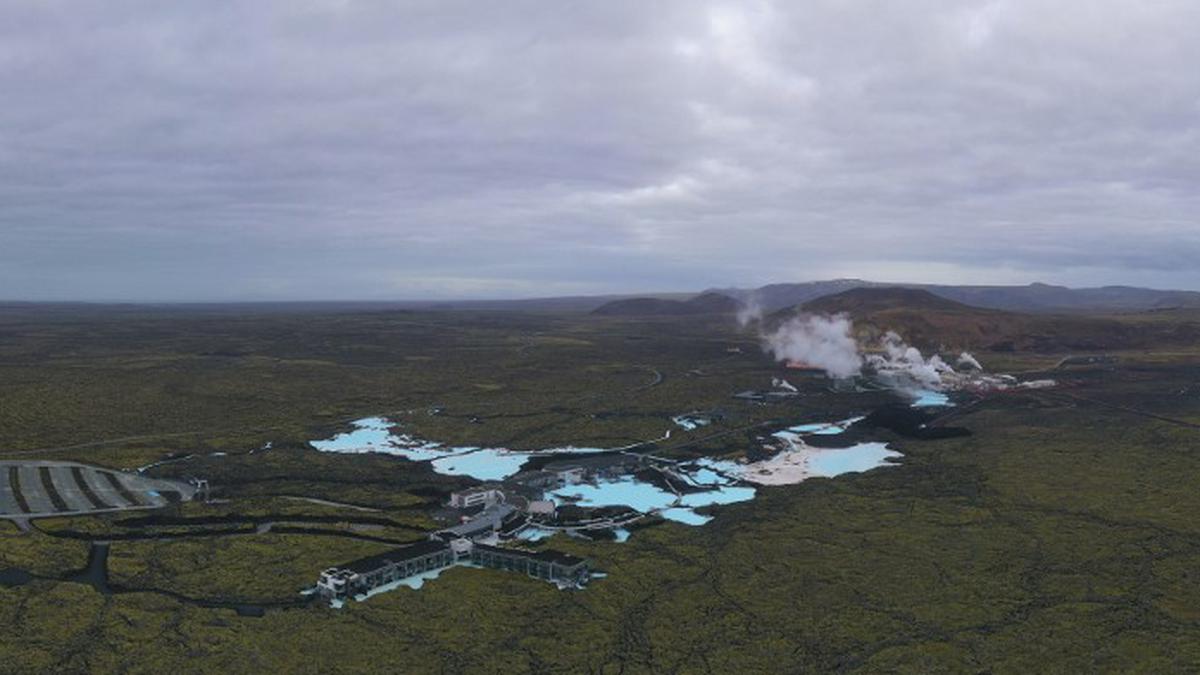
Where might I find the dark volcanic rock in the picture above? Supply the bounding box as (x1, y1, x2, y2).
(859, 405, 971, 440)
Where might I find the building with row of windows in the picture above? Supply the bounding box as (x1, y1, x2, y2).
(316, 537, 589, 603)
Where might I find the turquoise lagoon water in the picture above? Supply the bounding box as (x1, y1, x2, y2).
(311, 411, 903, 532)
(807, 442, 902, 477)
(310, 417, 612, 481)
(909, 390, 953, 407)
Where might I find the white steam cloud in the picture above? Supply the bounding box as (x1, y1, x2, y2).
(736, 293, 764, 328)
(866, 331, 955, 389)
(957, 352, 983, 371)
(761, 314, 864, 379)
(771, 377, 798, 392)
(746, 310, 1036, 399)
(756, 318, 991, 393)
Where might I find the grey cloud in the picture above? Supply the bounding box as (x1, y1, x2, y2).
(1, 0, 1198, 300)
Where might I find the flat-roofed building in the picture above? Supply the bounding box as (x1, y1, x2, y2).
(470, 544, 590, 587)
(316, 538, 591, 603)
(317, 540, 453, 601)
(449, 486, 504, 509)
(440, 503, 516, 540)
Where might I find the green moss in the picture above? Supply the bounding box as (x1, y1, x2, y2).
(108, 534, 395, 602)
(1, 307, 1199, 671)
(0, 522, 89, 576)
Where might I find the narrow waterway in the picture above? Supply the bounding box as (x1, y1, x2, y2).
(0, 541, 295, 617)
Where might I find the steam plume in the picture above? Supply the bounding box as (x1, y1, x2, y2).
(866, 331, 953, 389)
(762, 314, 863, 379)
(957, 352, 983, 371)
(736, 293, 764, 328)
(772, 377, 798, 392)
(743, 309, 1041, 397)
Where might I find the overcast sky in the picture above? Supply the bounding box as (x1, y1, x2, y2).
(1, 1, 1198, 301)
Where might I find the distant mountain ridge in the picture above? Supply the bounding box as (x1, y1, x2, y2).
(591, 292, 740, 316)
(770, 286, 1200, 352)
(588, 279, 1200, 318)
(714, 279, 1200, 314)
(10, 280, 1198, 315)
(581, 284, 1200, 351)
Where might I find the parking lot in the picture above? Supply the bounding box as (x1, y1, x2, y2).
(0, 461, 195, 519)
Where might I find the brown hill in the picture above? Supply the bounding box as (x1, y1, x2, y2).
(776, 287, 1200, 352)
(713, 279, 1200, 313)
(801, 287, 984, 315)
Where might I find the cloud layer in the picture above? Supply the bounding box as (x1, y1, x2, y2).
(2, 1, 1198, 300)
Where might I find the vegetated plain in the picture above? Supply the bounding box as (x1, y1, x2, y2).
(0, 302, 1199, 672)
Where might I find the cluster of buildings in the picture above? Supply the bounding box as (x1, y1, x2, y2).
(733, 389, 801, 403)
(316, 461, 613, 604)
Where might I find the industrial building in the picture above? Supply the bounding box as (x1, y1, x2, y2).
(733, 390, 799, 403)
